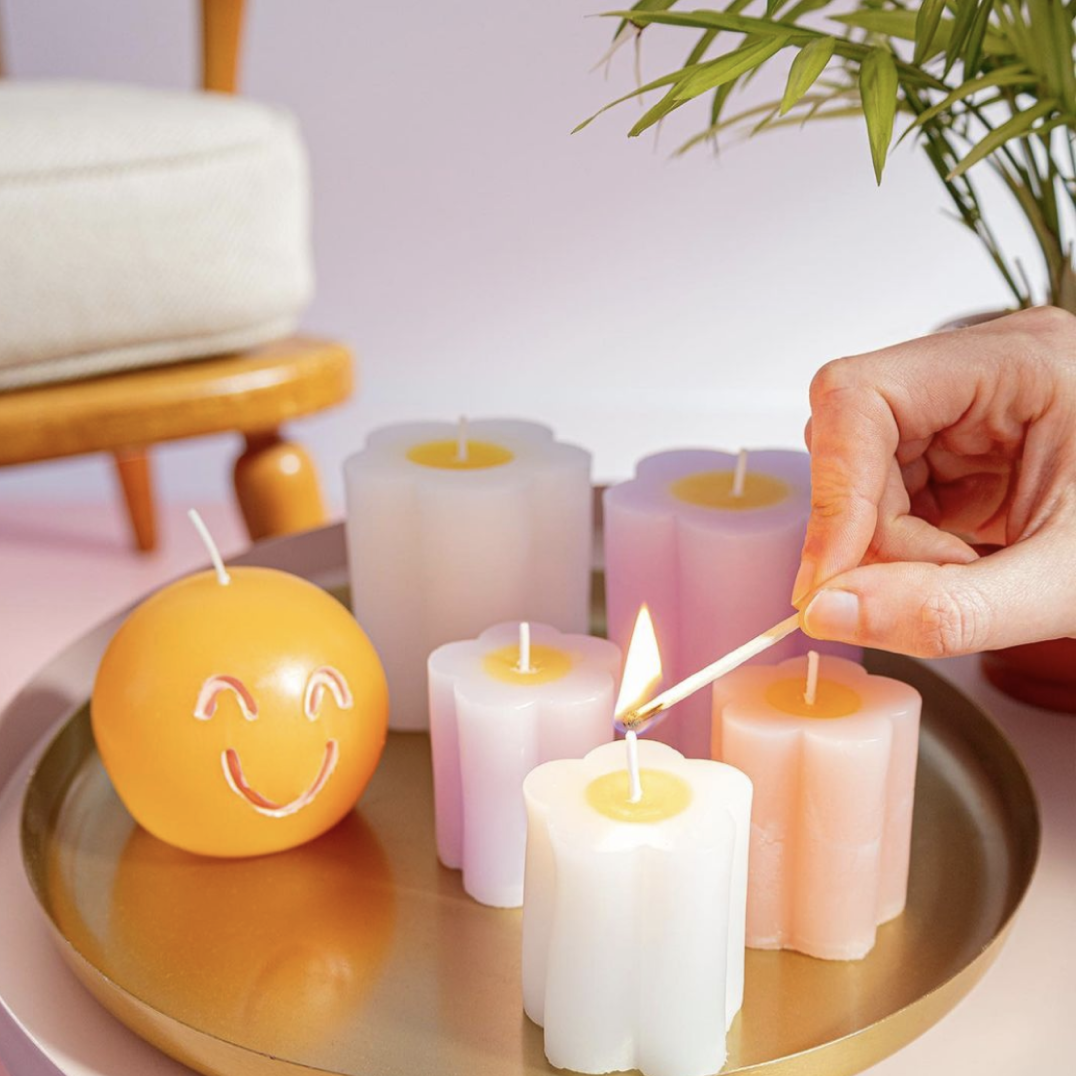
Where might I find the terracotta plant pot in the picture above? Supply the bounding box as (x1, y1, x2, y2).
(981, 640, 1076, 713)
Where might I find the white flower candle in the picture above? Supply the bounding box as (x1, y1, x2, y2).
(604, 448, 856, 759)
(522, 740, 752, 1076)
(712, 653, 921, 960)
(345, 419, 592, 731)
(428, 621, 620, 908)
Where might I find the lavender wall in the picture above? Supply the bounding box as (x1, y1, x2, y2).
(0, 1, 1034, 508)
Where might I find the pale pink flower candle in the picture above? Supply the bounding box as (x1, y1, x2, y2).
(428, 621, 620, 908)
(604, 448, 856, 759)
(712, 653, 921, 960)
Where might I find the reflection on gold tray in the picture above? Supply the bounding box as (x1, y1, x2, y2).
(21, 650, 1038, 1076)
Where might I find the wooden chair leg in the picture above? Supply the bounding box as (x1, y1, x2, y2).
(201, 0, 246, 93)
(233, 430, 326, 542)
(113, 448, 157, 553)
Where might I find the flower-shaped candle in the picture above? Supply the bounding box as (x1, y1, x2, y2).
(428, 621, 620, 907)
(604, 448, 856, 758)
(522, 740, 752, 1076)
(712, 653, 921, 960)
(345, 419, 592, 731)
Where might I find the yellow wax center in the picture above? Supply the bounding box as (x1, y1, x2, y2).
(406, 439, 514, 470)
(585, 769, 692, 823)
(670, 470, 789, 510)
(482, 643, 573, 685)
(764, 677, 862, 718)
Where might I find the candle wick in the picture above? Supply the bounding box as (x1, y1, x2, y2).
(732, 448, 748, 498)
(804, 649, 820, 707)
(187, 508, 230, 586)
(456, 415, 469, 463)
(516, 621, 532, 674)
(625, 730, 643, 803)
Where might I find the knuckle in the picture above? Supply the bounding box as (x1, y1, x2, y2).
(809, 357, 859, 408)
(1010, 306, 1076, 369)
(1017, 304, 1076, 341)
(915, 578, 991, 658)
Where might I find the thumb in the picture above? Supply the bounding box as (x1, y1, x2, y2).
(798, 534, 1076, 657)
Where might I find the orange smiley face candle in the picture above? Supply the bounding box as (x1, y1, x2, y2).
(91, 555, 389, 858)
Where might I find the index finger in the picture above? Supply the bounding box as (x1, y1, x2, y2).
(792, 357, 896, 605)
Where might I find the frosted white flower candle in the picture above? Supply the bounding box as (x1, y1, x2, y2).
(712, 653, 921, 960)
(522, 740, 752, 1076)
(428, 621, 620, 907)
(604, 448, 857, 759)
(344, 419, 592, 730)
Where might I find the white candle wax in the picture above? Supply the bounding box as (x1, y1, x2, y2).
(712, 654, 921, 960)
(604, 448, 859, 758)
(429, 622, 620, 908)
(344, 420, 592, 730)
(523, 740, 752, 1076)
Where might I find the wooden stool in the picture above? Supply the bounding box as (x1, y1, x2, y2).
(0, 338, 352, 550)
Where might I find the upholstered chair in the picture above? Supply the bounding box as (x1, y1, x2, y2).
(0, 0, 352, 550)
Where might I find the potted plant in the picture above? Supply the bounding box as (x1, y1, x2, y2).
(581, 0, 1076, 708)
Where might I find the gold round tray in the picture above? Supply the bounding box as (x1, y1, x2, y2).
(21, 637, 1038, 1076)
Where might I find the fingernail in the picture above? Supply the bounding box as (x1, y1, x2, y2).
(803, 589, 861, 640)
(792, 559, 816, 607)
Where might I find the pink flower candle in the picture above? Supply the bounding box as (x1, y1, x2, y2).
(428, 622, 620, 907)
(604, 448, 856, 759)
(712, 653, 921, 960)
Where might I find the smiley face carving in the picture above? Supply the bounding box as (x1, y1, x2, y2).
(196, 667, 350, 818)
(92, 568, 389, 858)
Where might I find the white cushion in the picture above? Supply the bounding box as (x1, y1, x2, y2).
(0, 81, 313, 390)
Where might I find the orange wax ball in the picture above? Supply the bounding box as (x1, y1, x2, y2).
(91, 567, 389, 857)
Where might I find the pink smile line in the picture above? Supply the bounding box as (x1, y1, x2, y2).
(221, 740, 339, 819)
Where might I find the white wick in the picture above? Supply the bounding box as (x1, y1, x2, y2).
(625, 730, 643, 803)
(804, 650, 820, 707)
(187, 509, 230, 586)
(516, 621, 532, 674)
(456, 415, 469, 463)
(732, 448, 749, 498)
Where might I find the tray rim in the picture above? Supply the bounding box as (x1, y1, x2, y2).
(15, 525, 1043, 1076)
(18, 672, 1042, 1076)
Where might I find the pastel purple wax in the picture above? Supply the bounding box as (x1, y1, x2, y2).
(604, 449, 858, 758)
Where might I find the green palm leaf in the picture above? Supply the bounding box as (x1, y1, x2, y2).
(573, 64, 708, 133)
(914, 0, 948, 63)
(860, 47, 900, 184)
(674, 36, 792, 103)
(781, 36, 837, 114)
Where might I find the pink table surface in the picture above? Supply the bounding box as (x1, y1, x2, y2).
(0, 524, 1073, 1076)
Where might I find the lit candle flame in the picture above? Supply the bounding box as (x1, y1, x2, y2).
(615, 604, 663, 722)
(616, 606, 662, 803)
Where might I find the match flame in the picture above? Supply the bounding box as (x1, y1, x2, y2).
(615, 605, 663, 719)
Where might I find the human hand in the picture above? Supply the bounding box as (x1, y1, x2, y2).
(793, 306, 1076, 658)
